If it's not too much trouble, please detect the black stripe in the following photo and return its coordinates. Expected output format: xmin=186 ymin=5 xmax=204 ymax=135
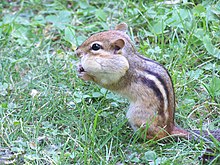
xmin=138 ymin=54 xmax=173 ymax=119
xmin=139 ymin=76 xmax=164 ymax=116
xmin=144 ymin=69 xmax=169 ymax=107
xmin=137 ymin=54 xmax=171 ymax=82
xmin=137 ymin=54 xmax=157 ymax=64
xmin=138 ymin=54 xmax=176 ymax=122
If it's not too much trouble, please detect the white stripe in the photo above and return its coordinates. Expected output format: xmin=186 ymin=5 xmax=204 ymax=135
xmin=139 ymin=71 xmax=168 ymax=119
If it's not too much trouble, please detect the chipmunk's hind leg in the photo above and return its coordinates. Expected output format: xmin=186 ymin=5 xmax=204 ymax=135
xmin=170 ymin=126 xmax=189 ymax=138
xmin=140 ymin=124 xmax=170 ymax=140
xmin=137 ymin=123 xmax=189 ymax=140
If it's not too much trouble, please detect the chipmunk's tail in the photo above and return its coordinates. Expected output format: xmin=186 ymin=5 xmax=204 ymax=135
xmin=169 ymin=127 xmax=219 ymax=163
xmin=189 ymin=130 xmax=220 ymax=163
xmin=189 ymin=130 xmax=220 ymax=142
xmin=170 ymin=126 xmax=220 ymax=142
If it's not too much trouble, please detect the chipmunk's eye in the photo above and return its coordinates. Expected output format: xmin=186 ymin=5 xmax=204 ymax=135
xmin=91 ymin=43 xmax=102 ymax=51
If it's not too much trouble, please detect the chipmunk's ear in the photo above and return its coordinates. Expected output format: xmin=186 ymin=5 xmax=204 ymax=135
xmin=115 ymin=23 xmax=128 ymax=33
xmin=112 ymin=39 xmax=125 ymax=53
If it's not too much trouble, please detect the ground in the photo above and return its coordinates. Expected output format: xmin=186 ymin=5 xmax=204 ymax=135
xmin=0 ymin=0 xmax=219 ymax=164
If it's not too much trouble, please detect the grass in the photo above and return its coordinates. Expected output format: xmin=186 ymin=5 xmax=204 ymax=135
xmin=0 ymin=0 xmax=220 ymax=164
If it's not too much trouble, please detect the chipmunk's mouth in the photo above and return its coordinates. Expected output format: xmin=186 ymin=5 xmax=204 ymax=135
xmin=77 ymin=64 xmax=86 ymax=77
xmin=78 ymin=64 xmax=85 ymax=73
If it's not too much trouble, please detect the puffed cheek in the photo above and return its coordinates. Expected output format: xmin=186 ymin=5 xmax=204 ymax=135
xmin=108 ymin=56 xmax=129 ymax=74
xmin=82 ymin=58 xmax=102 ymax=73
xmin=117 ymin=56 xmax=129 ymax=71
xmin=95 ymin=56 xmax=129 ymax=73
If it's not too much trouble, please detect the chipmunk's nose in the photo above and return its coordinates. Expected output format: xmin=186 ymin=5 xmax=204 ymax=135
xmin=74 ymin=48 xmax=83 ymax=58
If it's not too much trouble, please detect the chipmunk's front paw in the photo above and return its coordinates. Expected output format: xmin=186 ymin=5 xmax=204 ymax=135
xmin=77 ymin=64 xmax=93 ymax=81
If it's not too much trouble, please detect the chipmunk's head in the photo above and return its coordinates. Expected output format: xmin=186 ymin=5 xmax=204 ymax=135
xmin=76 ymin=23 xmax=133 ymax=87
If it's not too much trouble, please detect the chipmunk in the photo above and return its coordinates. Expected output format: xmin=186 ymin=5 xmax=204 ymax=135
xmin=76 ymin=23 xmax=219 ymax=141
